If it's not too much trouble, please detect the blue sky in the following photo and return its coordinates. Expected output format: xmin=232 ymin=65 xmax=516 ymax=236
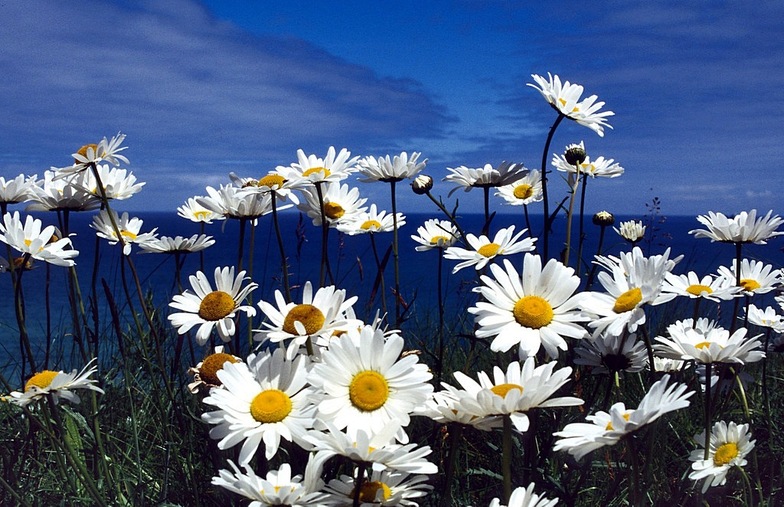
xmin=2 ymin=0 xmax=782 ymax=217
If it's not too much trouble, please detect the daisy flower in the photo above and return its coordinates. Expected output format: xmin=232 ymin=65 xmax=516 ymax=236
xmin=336 ymin=204 xmax=405 ymax=235
xmin=358 ymin=151 xmax=427 ymax=182
xmin=661 ymin=271 xmax=741 ymax=303
xmin=78 ymin=165 xmax=145 ymax=201
xmin=277 ymin=146 xmax=360 ymax=185
xmin=138 ymin=234 xmax=215 ymax=254
xmin=689 ymin=421 xmax=755 ymax=493
xmin=8 ymin=358 xmax=103 ymax=407
xmin=26 ymin=170 xmax=99 ymax=212
xmin=0 ymin=211 xmax=79 ymax=267
xmin=240 ymin=171 xmax=304 ymax=205
xmin=444 ymin=225 xmax=536 ymax=274
xmin=255 ymin=281 xmax=360 ymax=349
xmin=553 ymin=375 xmax=693 ymax=460
xmin=298 ymin=182 xmax=367 ymax=227
xmin=310 ymin=325 xmax=433 ymax=442
xmin=614 ymin=220 xmax=646 ymax=243
xmin=450 ymin=357 xmax=583 ymax=433
xmin=168 ymin=266 xmax=258 ymax=345
xmin=495 ymin=169 xmax=543 ymax=206
xmin=469 ymin=256 xmax=587 ymax=359
xmin=56 ymin=132 xmax=129 ymax=177
xmin=410 ymin=174 xmax=433 ymax=195
xmin=574 ymin=332 xmax=648 ymax=375
xmin=717 ymin=258 xmax=782 ymax=295
xmin=187 ymin=345 xmax=242 ymax=393
xmin=0 ymin=174 xmax=38 ymax=205
xmin=489 ymin=482 xmax=559 ymax=507
xmin=690 ymin=209 xmax=784 ymax=245
xmin=654 ymin=318 xmax=765 ymax=365
xmin=322 ymin=469 xmax=432 ymax=506
xmin=201 ymin=348 xmax=315 ymax=463
xmin=411 ymin=219 xmax=458 ymax=252
xmin=413 ymin=384 xmax=500 ymax=430
xmin=444 ymin=162 xmax=527 ymax=196
xmin=745 ymin=304 xmax=784 ymax=332
xmin=177 ymin=196 xmax=225 ymax=224
xmin=552 ymin=149 xmax=624 ymax=179
xmin=90 ymin=209 xmax=158 ymax=255
xmin=212 ymin=461 xmax=324 ymax=507
xmin=197 ymin=184 xmax=275 ymax=222
xmin=528 ymin=73 xmax=614 ymax=136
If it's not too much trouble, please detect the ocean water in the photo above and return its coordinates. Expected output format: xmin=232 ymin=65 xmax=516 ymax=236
xmin=1 ymin=210 xmax=783 ymax=373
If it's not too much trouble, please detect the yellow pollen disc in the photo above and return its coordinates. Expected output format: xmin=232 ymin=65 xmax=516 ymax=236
xmin=429 ymin=235 xmax=448 ymax=245
xmin=513 ymin=295 xmax=554 ymax=329
xmin=613 ymin=287 xmax=642 ymax=313
xmin=250 ymin=389 xmax=292 ymax=423
xmin=558 ymin=98 xmax=567 ymax=107
xmin=194 ymin=211 xmax=209 ymax=220
xmin=282 ymin=304 xmax=326 ymax=335
xmin=25 ymin=370 xmax=58 ymax=392
xmin=302 ymin=166 xmax=330 ymax=178
xmin=713 ymin=442 xmax=739 ymax=466
xmin=258 ymin=174 xmax=286 ymax=187
xmin=477 ymin=243 xmax=501 ymax=258
xmin=605 ymin=413 xmax=630 ymax=431
xmin=686 ymin=284 xmax=713 ymax=296
xmin=491 ymin=383 xmax=524 ymax=398
xmin=513 ymin=184 xmax=533 ymax=200
xmin=694 ymin=341 xmax=713 ymax=350
xmin=349 ymin=370 xmax=389 ymax=412
xmin=23 ymin=239 xmax=32 ymax=247
xmin=197 ymin=291 xmax=235 ymax=321
xmin=323 ymin=202 xmax=345 ymax=220
xmin=120 ymin=230 xmax=137 ymax=241
xmin=198 ymin=352 xmax=238 ymax=386
xmin=352 ymin=481 xmax=392 ymax=502
xmin=360 ymin=220 xmax=382 ymax=231
xmin=76 ymin=143 xmax=98 ymax=162
xmin=740 ymin=278 xmax=761 ymax=292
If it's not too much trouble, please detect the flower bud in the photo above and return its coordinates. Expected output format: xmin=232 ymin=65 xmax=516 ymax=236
xmin=411 ymin=174 xmax=433 ymax=195
xmin=593 ymin=210 xmax=615 ymax=227
xmin=564 ymin=142 xmax=587 ymax=166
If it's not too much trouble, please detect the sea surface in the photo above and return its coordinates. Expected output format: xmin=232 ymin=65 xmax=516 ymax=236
xmin=1 ymin=210 xmax=783 ymax=375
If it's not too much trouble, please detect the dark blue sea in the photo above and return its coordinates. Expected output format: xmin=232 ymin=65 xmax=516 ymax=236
xmin=2 ymin=210 xmax=783 ymax=377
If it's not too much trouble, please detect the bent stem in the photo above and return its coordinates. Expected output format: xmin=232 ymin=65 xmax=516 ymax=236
xmin=539 ymin=113 xmax=565 ymax=260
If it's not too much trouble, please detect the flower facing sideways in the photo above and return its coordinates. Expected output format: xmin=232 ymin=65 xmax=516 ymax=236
xmin=690 ymin=209 xmax=784 ymax=245
xmin=528 ymin=73 xmax=614 ymax=136
xmin=0 ymin=211 xmax=79 ymax=267
xmin=8 ymin=359 xmax=103 ymax=407
xmin=91 ymin=209 xmax=158 ymax=255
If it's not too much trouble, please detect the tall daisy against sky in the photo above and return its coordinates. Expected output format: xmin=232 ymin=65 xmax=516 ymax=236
xmin=197 ymin=183 xmax=275 ymax=222
xmin=309 ymin=325 xmax=433 ymax=443
xmin=298 ymin=182 xmax=367 ymax=228
xmin=358 ymin=151 xmax=427 ymax=183
xmin=0 ymin=211 xmax=79 ymax=267
xmin=444 ymin=225 xmax=536 ymax=274
xmin=689 ymin=209 xmax=784 ymax=245
xmin=201 ymin=348 xmax=315 ymax=464
xmin=91 ymin=209 xmax=158 ymax=255
xmin=0 ymin=174 xmax=38 ymax=210
xmin=470 ymin=256 xmax=587 ymax=359
xmin=276 ymin=146 xmax=359 ymax=185
xmin=27 ymin=169 xmax=100 ymax=213
xmin=78 ymin=165 xmax=145 ymax=201
xmin=55 ymin=132 xmax=129 ymax=178
xmin=168 ymin=265 xmax=258 ymax=346
xmin=689 ymin=421 xmax=755 ymax=493
xmin=7 ymin=358 xmax=103 ymax=407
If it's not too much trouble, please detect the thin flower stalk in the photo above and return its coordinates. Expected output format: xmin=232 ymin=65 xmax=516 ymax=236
xmin=314 ymin=181 xmax=335 ymax=286
xmin=270 ymin=192 xmax=292 ymax=301
xmin=539 ymin=113 xmax=565 ymax=260
xmin=389 ymin=179 xmax=403 ymax=326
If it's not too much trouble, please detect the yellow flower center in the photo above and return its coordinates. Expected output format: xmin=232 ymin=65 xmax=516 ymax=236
xmin=23 ymin=238 xmax=32 ymax=247
xmin=352 ymin=481 xmax=392 ymax=502
xmin=491 ymin=383 xmax=524 ymax=398
xmin=76 ymin=143 xmax=98 ymax=162
xmin=349 ymin=370 xmax=389 ymax=412
xmin=198 ymin=352 xmax=238 ymax=386
xmin=258 ymin=174 xmax=286 ymax=188
xmin=713 ymin=442 xmax=739 ymax=466
xmin=580 ymin=162 xmax=596 ymax=173
xmin=694 ymin=341 xmax=714 ymax=350
xmin=740 ymin=278 xmax=761 ymax=292
xmin=193 ymin=210 xmax=210 ymax=221
xmin=25 ymin=370 xmax=58 ymax=392
xmin=613 ymin=287 xmax=642 ymax=313
xmin=249 ymin=389 xmax=292 ymax=423
xmin=557 ymin=98 xmax=580 ymax=113
xmin=302 ymin=166 xmax=330 ymax=178
xmin=513 ymin=184 xmax=534 ymax=200
xmin=360 ymin=220 xmax=382 ymax=231
xmin=429 ymin=235 xmax=448 ymax=245
xmin=605 ymin=412 xmax=631 ymax=431
xmin=323 ymin=202 xmax=345 ymax=220
xmin=513 ymin=295 xmax=554 ymax=329
xmin=198 ymin=291 xmax=235 ymax=321
xmin=282 ymin=304 xmax=326 ymax=335
xmin=686 ymin=284 xmax=713 ymax=296
xmin=120 ymin=230 xmax=137 ymax=241
xmin=477 ymin=243 xmax=501 ymax=258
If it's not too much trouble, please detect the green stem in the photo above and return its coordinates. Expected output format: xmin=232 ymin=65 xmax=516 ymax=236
xmin=575 ymin=174 xmax=589 ymax=277
xmin=271 ymin=192 xmax=291 ymax=301
xmin=539 ymin=113 xmax=565 ymax=260
xmin=703 ymin=362 xmax=712 ymax=460
xmin=390 ymin=180 xmax=402 ymax=327
xmin=502 ymin=415 xmax=513 ymax=503
xmin=314 ymin=182 xmax=335 ymax=286
xmin=439 ymin=423 xmax=463 ymax=507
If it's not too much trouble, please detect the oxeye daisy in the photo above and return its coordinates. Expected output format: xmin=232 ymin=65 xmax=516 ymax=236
xmin=746 ymin=304 xmax=784 ymax=333
xmin=661 ymin=271 xmax=741 ymax=302
xmin=495 ymin=169 xmax=543 ymax=206
xmin=690 ymin=209 xmax=784 ymax=245
xmin=553 ymin=375 xmax=693 ymax=460
xmin=444 ymin=225 xmax=536 ymax=274
xmin=358 ymin=151 xmax=427 ymax=183
xmin=443 ymin=162 xmax=527 ymax=196
xmin=0 ymin=174 xmax=38 ymax=205
xmin=614 ymin=220 xmax=646 ymax=244
xmin=168 ymin=266 xmax=258 ymax=346
xmin=187 ymin=345 xmax=242 ymax=393
xmin=689 ymin=421 xmax=755 ymax=493
xmin=239 ymin=170 xmax=303 ymax=205
xmin=0 ymin=211 xmax=79 ymax=267
xmin=255 ymin=281 xmax=360 ymax=350
xmin=574 ymin=331 xmax=648 ymax=375
xmin=489 ymin=482 xmax=559 ymax=507
xmin=414 ymin=384 xmax=501 ymax=430
xmin=411 ymin=219 xmax=458 ymax=252
xmin=177 ymin=196 xmax=225 ymax=224
xmin=277 ymin=146 xmax=360 ymax=185
xmin=27 ymin=170 xmax=99 ymax=212
xmin=78 ymin=164 xmax=145 ymax=200
xmin=197 ymin=184 xmax=276 ymax=222
xmin=201 ymin=348 xmax=315 ymax=464
xmin=309 ymin=325 xmax=433 ymax=442
xmin=56 ymin=132 xmax=129 ymax=177
xmin=8 ymin=358 xmax=103 ymax=407
xmin=212 ymin=461 xmax=325 ymax=506
xmin=138 ymin=234 xmax=215 ymax=254
xmin=654 ymin=318 xmax=765 ymax=365
xmin=450 ymin=357 xmax=583 ymax=433
xmin=90 ymin=209 xmax=158 ymax=255
xmin=298 ymin=182 xmax=367 ymax=227
xmin=322 ymin=468 xmax=432 ymax=506
xmin=528 ymin=73 xmax=614 ymax=136
xmin=717 ymin=258 xmax=782 ymax=296
xmin=336 ymin=204 xmax=405 ymax=235
xmin=469 ymin=256 xmax=587 ymax=359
